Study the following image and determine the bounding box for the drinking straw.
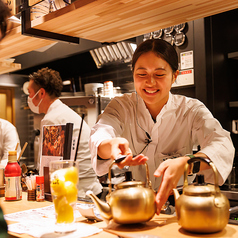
[74,113,85,162]
[17,142,28,162]
[15,142,19,151]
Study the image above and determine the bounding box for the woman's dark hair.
[132,39,178,73]
[0,0,11,41]
[29,67,63,97]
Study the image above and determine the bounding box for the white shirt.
[39,99,102,197]
[90,92,235,191]
[0,119,21,167]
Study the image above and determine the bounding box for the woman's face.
[133,51,178,113]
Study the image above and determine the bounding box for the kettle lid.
[183,183,215,196]
[114,181,146,189]
[183,174,216,196]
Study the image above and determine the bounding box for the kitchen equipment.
[104,81,113,97]
[224,166,238,190]
[174,23,186,32]
[164,34,174,46]
[229,206,238,225]
[84,83,103,96]
[153,30,163,39]
[174,32,186,46]
[86,156,156,224]
[232,120,238,134]
[60,95,99,129]
[23,81,29,95]
[173,157,230,233]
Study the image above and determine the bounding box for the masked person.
[27,67,102,197]
[89,39,235,214]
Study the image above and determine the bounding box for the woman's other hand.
[153,156,189,214]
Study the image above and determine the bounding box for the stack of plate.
[84,83,103,96]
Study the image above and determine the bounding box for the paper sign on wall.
[180,51,193,70]
[172,69,194,87]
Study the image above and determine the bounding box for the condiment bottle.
[4,151,22,201]
[36,176,44,202]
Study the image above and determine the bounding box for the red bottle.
[36,176,44,202]
[4,151,22,201]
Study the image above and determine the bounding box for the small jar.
[36,176,44,202]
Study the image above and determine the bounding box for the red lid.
[36,176,44,184]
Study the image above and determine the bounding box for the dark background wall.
[203,8,238,161]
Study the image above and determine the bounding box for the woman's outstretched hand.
[98,137,148,169]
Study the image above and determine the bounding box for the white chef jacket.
[39,99,102,197]
[0,119,21,167]
[90,92,235,191]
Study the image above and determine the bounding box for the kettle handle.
[108,155,152,194]
[184,157,220,193]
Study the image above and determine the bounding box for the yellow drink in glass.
[50,160,79,233]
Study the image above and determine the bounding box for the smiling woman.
[131,39,179,119]
[89,38,235,216]
[133,51,179,119]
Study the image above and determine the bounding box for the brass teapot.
[86,156,156,224]
[173,157,230,233]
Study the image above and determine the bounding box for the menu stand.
[43,123,74,202]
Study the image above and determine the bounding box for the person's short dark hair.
[29,67,63,97]
[0,0,11,41]
[132,39,178,73]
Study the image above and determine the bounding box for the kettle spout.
[86,190,112,222]
[173,188,180,201]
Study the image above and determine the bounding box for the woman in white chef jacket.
[89,39,235,214]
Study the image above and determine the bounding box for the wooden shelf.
[1,0,238,73]
[0,60,21,74]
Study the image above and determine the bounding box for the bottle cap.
[36,176,44,184]
[8,151,17,162]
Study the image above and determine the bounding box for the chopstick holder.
[27,189,36,201]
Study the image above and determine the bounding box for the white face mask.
[27,89,43,114]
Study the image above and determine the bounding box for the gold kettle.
[173,157,230,233]
[86,156,156,224]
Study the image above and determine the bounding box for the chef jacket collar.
[46,99,61,114]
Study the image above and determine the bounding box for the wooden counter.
[1,192,238,238]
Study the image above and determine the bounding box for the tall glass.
[49,160,79,233]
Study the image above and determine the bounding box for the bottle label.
[5,176,22,200]
[36,184,45,201]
